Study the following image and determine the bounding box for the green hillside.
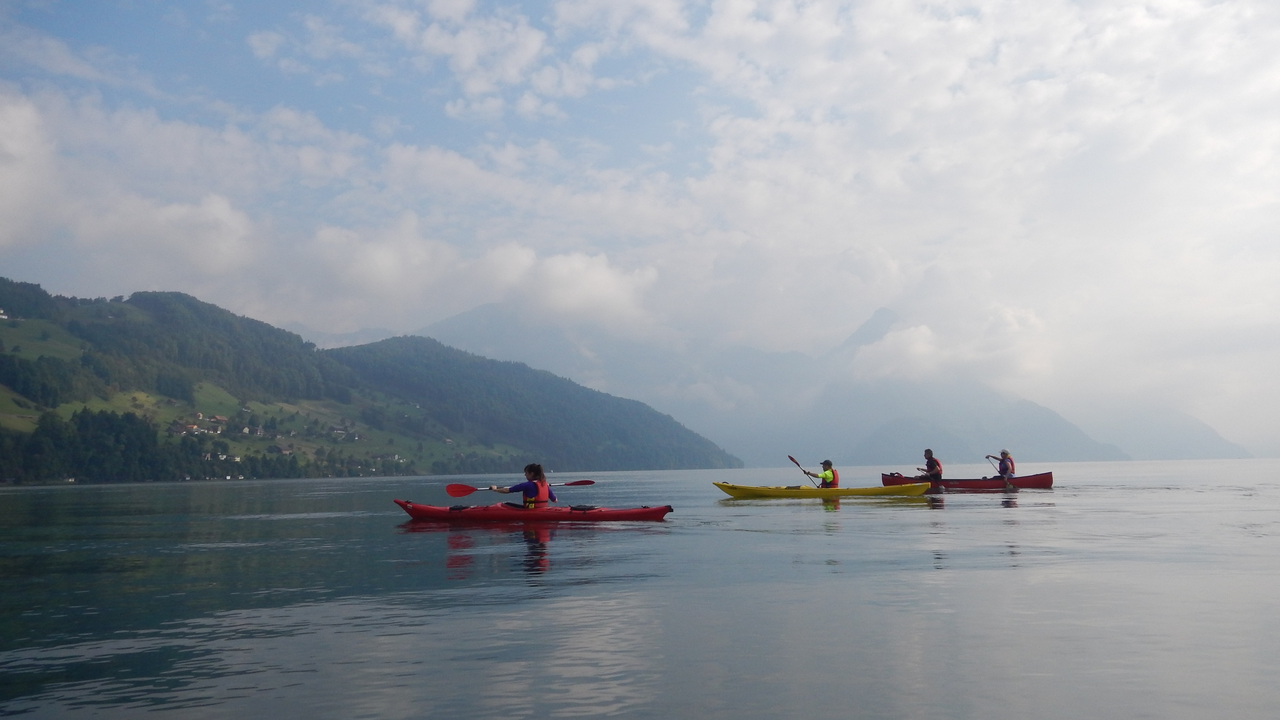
[328,337,741,472]
[0,278,741,483]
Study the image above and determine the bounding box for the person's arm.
[489,481,534,495]
[548,488,557,503]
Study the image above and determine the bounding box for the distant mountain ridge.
[0,277,741,482]
[417,303,1248,465]
[327,336,741,472]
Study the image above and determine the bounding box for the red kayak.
[881,471,1054,493]
[394,499,673,522]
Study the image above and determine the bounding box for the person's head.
[821,460,832,469]
[924,449,933,458]
[523,463,545,481]
[1000,449,1010,457]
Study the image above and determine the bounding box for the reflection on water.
[4,462,1280,719]
[522,527,551,574]
[922,494,1033,510]
[400,521,560,578]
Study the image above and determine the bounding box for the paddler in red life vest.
[804,460,839,488]
[488,463,557,509]
[917,449,943,483]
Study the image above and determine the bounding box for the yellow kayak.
[713,482,931,499]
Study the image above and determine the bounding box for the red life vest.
[822,468,840,488]
[928,458,943,479]
[1003,457,1015,476]
[524,479,550,509]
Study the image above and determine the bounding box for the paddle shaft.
[446,479,595,498]
[788,455,819,488]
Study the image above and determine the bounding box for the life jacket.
[928,458,943,479]
[1002,457,1015,476]
[524,479,550,509]
[822,468,839,488]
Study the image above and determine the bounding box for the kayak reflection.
[522,526,551,574]
[400,521,561,578]
[923,496,1022,509]
[717,496,931,510]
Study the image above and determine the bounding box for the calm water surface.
[3,460,1280,719]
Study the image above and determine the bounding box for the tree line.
[0,410,424,483]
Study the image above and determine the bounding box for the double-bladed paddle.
[788,455,819,488]
[445,480,596,497]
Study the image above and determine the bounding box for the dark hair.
[524,463,545,480]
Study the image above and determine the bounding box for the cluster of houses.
[167,412,369,455]
[167,412,301,440]
[328,427,360,441]
[168,412,231,436]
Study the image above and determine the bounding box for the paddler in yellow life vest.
[804,460,839,488]
[488,463,557,509]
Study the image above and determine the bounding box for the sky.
[1,0,1279,455]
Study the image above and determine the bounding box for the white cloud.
[850,325,946,382]
[6,1,1280,450]
[74,193,256,276]
[416,10,549,96]
[247,31,286,59]
[0,90,60,249]
[427,0,477,25]
[523,251,657,326]
[1,27,110,82]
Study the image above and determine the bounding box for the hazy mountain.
[1065,406,1250,461]
[281,322,396,349]
[419,304,1174,467]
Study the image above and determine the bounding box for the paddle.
[787,455,819,488]
[445,480,595,497]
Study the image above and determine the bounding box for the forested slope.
[0,277,740,482]
[326,337,742,472]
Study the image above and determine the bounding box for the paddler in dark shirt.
[488,463,557,509]
[917,449,942,482]
[804,460,839,488]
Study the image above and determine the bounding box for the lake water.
[2,459,1279,719]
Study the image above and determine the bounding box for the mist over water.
[3,461,1280,719]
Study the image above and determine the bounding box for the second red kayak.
[394,499,673,522]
